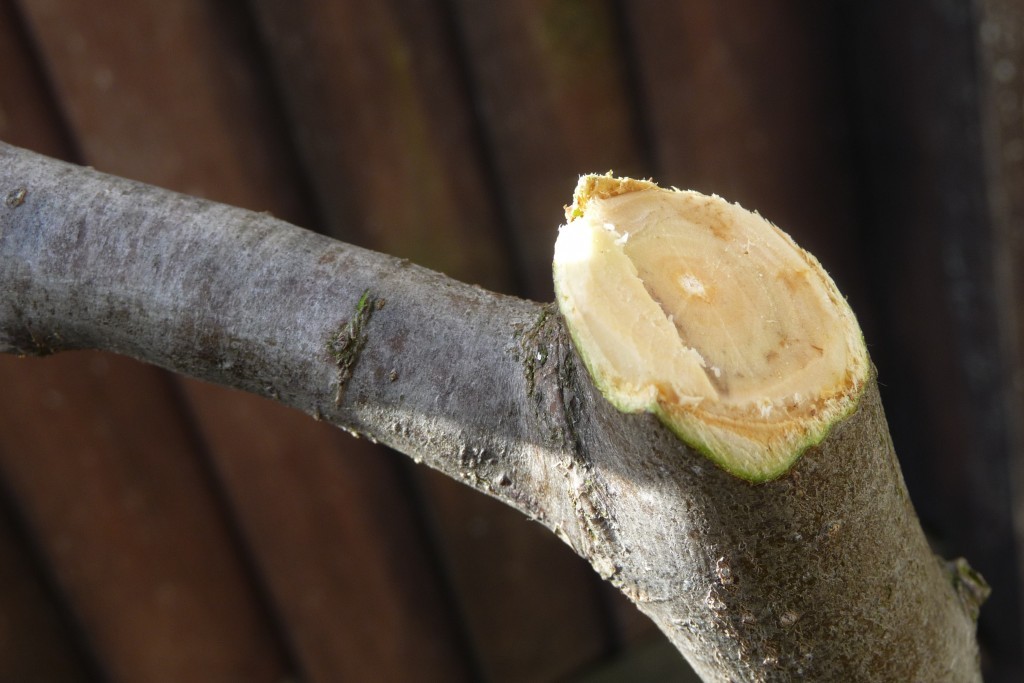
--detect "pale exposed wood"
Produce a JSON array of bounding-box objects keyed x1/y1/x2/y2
[{"x1": 554, "y1": 177, "x2": 868, "y2": 481}]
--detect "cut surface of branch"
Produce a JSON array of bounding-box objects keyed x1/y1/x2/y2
[{"x1": 553, "y1": 174, "x2": 868, "y2": 480}]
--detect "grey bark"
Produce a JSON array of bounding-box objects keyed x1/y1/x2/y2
[{"x1": 0, "y1": 142, "x2": 986, "y2": 681}]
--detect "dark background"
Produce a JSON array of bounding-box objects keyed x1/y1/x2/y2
[{"x1": 1, "y1": 1, "x2": 1021, "y2": 681}]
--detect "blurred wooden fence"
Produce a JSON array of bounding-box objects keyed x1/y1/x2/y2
[{"x1": 0, "y1": 1, "x2": 1021, "y2": 681}]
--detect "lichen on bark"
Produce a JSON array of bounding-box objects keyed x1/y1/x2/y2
[{"x1": 326, "y1": 289, "x2": 378, "y2": 404}]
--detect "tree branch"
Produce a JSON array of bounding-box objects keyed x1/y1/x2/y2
[
  {"x1": 0, "y1": 142, "x2": 986, "y2": 681},
  {"x1": 0, "y1": 141, "x2": 551, "y2": 505}
]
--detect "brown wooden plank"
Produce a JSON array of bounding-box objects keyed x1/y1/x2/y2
[
  {"x1": 0, "y1": 353, "x2": 291, "y2": 683},
  {"x1": 623, "y1": 1, "x2": 868, "y2": 317},
  {"x1": 0, "y1": 4, "x2": 100, "y2": 680},
  {"x1": 249, "y1": 2, "x2": 616, "y2": 679},
  {"x1": 250, "y1": 0, "x2": 514, "y2": 293},
  {"x1": 0, "y1": 480, "x2": 99, "y2": 683},
  {"x1": 975, "y1": 1, "x2": 1024, "y2": 670},
  {"x1": 451, "y1": 0, "x2": 647, "y2": 300},
  {"x1": 414, "y1": 466, "x2": 609, "y2": 682},
  {"x1": 15, "y1": 0, "x2": 306, "y2": 215},
  {"x1": 8, "y1": 0, "x2": 307, "y2": 676},
  {"x1": 837, "y1": 2, "x2": 1020, "y2": 680},
  {"x1": 0, "y1": 0, "x2": 74, "y2": 159},
  {"x1": 182, "y1": 386, "x2": 474, "y2": 682},
  {"x1": 1, "y1": 2, "x2": 276, "y2": 679},
  {"x1": 16, "y1": 0, "x2": 475, "y2": 679}
]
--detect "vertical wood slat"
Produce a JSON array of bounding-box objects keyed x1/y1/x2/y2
[
  {"x1": 0, "y1": 0, "x2": 75, "y2": 160},
  {"x1": 248, "y1": 1, "x2": 616, "y2": 679},
  {"x1": 623, "y1": 1, "x2": 868, "y2": 318},
  {"x1": 0, "y1": 489, "x2": 99, "y2": 683},
  {"x1": 451, "y1": 0, "x2": 647, "y2": 300},
  {"x1": 10, "y1": 2, "x2": 308, "y2": 678},
  {"x1": 835, "y1": 2, "x2": 1020, "y2": 680},
  {"x1": 249, "y1": 0, "x2": 514, "y2": 293},
  {"x1": 0, "y1": 4, "x2": 100, "y2": 679},
  {"x1": 12, "y1": 0, "x2": 469, "y2": 680},
  {"x1": 182, "y1": 389, "x2": 475, "y2": 682},
  {"x1": 16, "y1": 0, "x2": 305, "y2": 217},
  {"x1": 974, "y1": 0, "x2": 1024, "y2": 672},
  {"x1": 0, "y1": 468, "x2": 100, "y2": 683},
  {"x1": 0, "y1": 354, "x2": 291, "y2": 683},
  {"x1": 447, "y1": 0, "x2": 694, "y2": 661},
  {"x1": 3, "y1": 1, "x2": 291, "y2": 680}
]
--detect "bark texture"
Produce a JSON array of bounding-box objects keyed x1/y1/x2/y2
[{"x1": 0, "y1": 142, "x2": 986, "y2": 681}]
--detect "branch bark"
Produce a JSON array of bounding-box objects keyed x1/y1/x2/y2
[{"x1": 0, "y1": 142, "x2": 986, "y2": 681}]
